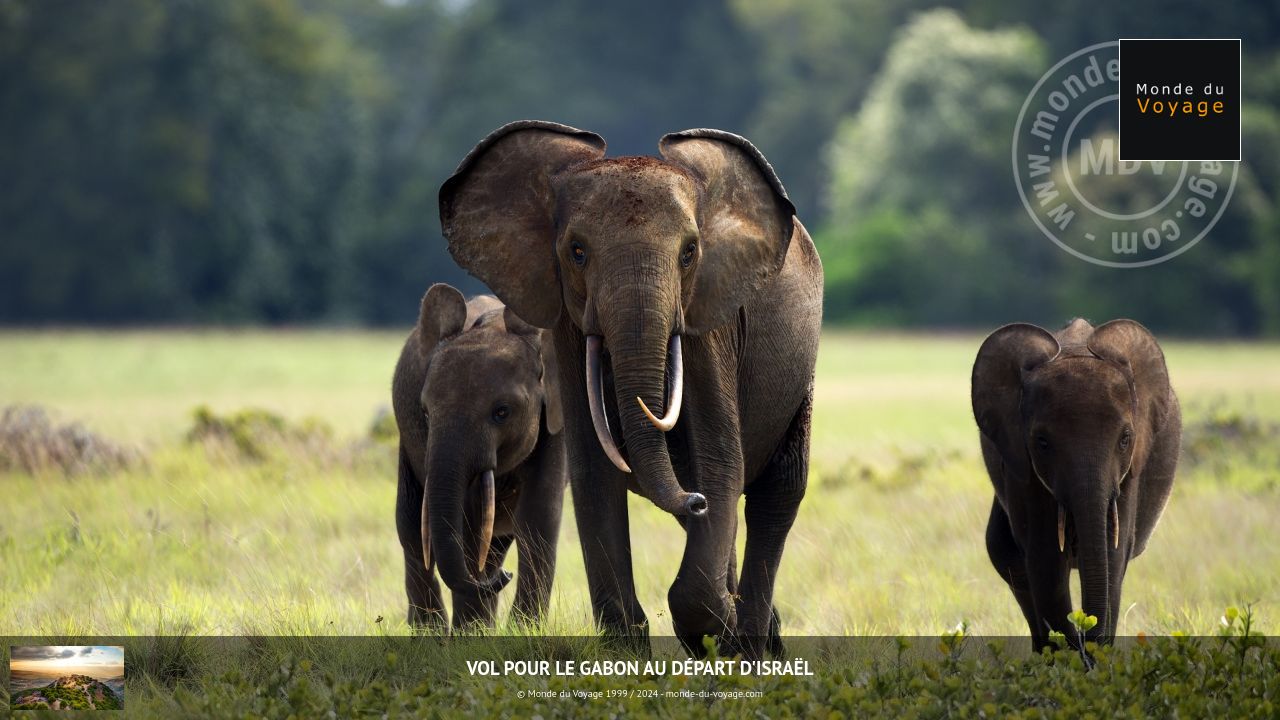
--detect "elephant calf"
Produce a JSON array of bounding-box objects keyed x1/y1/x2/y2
[
  {"x1": 972, "y1": 318, "x2": 1180, "y2": 649},
  {"x1": 392, "y1": 283, "x2": 566, "y2": 630}
]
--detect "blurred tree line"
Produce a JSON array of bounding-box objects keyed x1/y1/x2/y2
[{"x1": 0, "y1": 0, "x2": 1277, "y2": 334}]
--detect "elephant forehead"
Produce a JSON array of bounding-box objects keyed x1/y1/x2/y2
[
  {"x1": 556, "y1": 158, "x2": 699, "y2": 230},
  {"x1": 428, "y1": 335, "x2": 536, "y2": 390},
  {"x1": 1026, "y1": 358, "x2": 1133, "y2": 417}
]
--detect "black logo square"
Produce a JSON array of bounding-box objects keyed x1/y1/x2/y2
[{"x1": 1119, "y1": 39, "x2": 1240, "y2": 161}]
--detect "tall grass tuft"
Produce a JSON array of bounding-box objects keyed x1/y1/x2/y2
[{"x1": 0, "y1": 405, "x2": 141, "y2": 475}]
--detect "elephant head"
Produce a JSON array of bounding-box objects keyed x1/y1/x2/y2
[
  {"x1": 972, "y1": 319, "x2": 1173, "y2": 640},
  {"x1": 416, "y1": 283, "x2": 562, "y2": 596},
  {"x1": 439, "y1": 121, "x2": 795, "y2": 518}
]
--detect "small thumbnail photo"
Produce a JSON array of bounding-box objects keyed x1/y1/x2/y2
[{"x1": 9, "y1": 645, "x2": 124, "y2": 711}]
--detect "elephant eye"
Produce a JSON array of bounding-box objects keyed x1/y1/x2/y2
[
  {"x1": 1119, "y1": 430, "x2": 1132, "y2": 451},
  {"x1": 570, "y1": 241, "x2": 587, "y2": 266},
  {"x1": 1036, "y1": 435, "x2": 1050, "y2": 451},
  {"x1": 680, "y1": 240, "x2": 697, "y2": 268},
  {"x1": 491, "y1": 403, "x2": 511, "y2": 424}
]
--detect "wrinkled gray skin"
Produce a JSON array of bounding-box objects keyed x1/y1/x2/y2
[
  {"x1": 972, "y1": 318, "x2": 1180, "y2": 650},
  {"x1": 392, "y1": 283, "x2": 566, "y2": 630},
  {"x1": 438, "y1": 121, "x2": 823, "y2": 658}
]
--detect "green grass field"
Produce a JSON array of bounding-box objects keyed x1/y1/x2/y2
[{"x1": 1, "y1": 329, "x2": 1278, "y2": 639}]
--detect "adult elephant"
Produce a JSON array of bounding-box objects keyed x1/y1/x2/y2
[{"x1": 439, "y1": 121, "x2": 823, "y2": 657}]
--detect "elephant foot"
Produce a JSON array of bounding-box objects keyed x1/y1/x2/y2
[
  {"x1": 677, "y1": 632, "x2": 714, "y2": 659},
  {"x1": 669, "y1": 582, "x2": 735, "y2": 659},
  {"x1": 716, "y1": 633, "x2": 745, "y2": 659},
  {"x1": 719, "y1": 608, "x2": 783, "y2": 660},
  {"x1": 672, "y1": 607, "x2": 736, "y2": 660},
  {"x1": 594, "y1": 604, "x2": 651, "y2": 657},
  {"x1": 767, "y1": 606, "x2": 784, "y2": 657}
]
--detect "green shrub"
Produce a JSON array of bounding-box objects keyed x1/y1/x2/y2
[
  {"x1": 1185, "y1": 409, "x2": 1280, "y2": 463},
  {"x1": 368, "y1": 405, "x2": 399, "y2": 445},
  {"x1": 185, "y1": 405, "x2": 392, "y2": 472},
  {"x1": 187, "y1": 405, "x2": 332, "y2": 461},
  {"x1": 1182, "y1": 407, "x2": 1280, "y2": 492}
]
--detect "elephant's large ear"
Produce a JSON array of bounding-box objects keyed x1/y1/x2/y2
[
  {"x1": 658, "y1": 129, "x2": 796, "y2": 333},
  {"x1": 1088, "y1": 320, "x2": 1173, "y2": 455},
  {"x1": 440, "y1": 121, "x2": 607, "y2": 329},
  {"x1": 971, "y1": 324, "x2": 1061, "y2": 479},
  {"x1": 538, "y1": 328, "x2": 563, "y2": 435},
  {"x1": 418, "y1": 283, "x2": 468, "y2": 361}
]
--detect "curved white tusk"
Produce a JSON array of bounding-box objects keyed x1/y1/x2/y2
[
  {"x1": 636, "y1": 335, "x2": 683, "y2": 432},
  {"x1": 476, "y1": 469, "x2": 495, "y2": 574},
  {"x1": 420, "y1": 486, "x2": 431, "y2": 571},
  {"x1": 1110, "y1": 497, "x2": 1120, "y2": 550},
  {"x1": 586, "y1": 336, "x2": 631, "y2": 473},
  {"x1": 1057, "y1": 504, "x2": 1066, "y2": 553}
]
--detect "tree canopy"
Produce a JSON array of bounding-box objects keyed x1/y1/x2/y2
[{"x1": 1, "y1": 0, "x2": 1277, "y2": 334}]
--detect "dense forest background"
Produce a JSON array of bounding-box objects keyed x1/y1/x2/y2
[{"x1": 2, "y1": 0, "x2": 1278, "y2": 334}]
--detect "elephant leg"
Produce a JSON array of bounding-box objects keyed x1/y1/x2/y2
[
  {"x1": 512, "y1": 432, "x2": 567, "y2": 625},
  {"x1": 717, "y1": 525, "x2": 767, "y2": 659},
  {"x1": 402, "y1": 549, "x2": 447, "y2": 631},
  {"x1": 669, "y1": 486, "x2": 741, "y2": 657},
  {"x1": 396, "y1": 445, "x2": 447, "y2": 630},
  {"x1": 1106, "y1": 558, "x2": 1129, "y2": 641},
  {"x1": 401, "y1": 550, "x2": 446, "y2": 631},
  {"x1": 672, "y1": 511, "x2": 744, "y2": 653},
  {"x1": 667, "y1": 371, "x2": 746, "y2": 658},
  {"x1": 452, "y1": 535, "x2": 514, "y2": 629},
  {"x1": 735, "y1": 390, "x2": 811, "y2": 660},
  {"x1": 1024, "y1": 527, "x2": 1073, "y2": 652},
  {"x1": 985, "y1": 498, "x2": 1036, "y2": 645},
  {"x1": 672, "y1": 510, "x2": 739, "y2": 603},
  {"x1": 672, "y1": 511, "x2": 751, "y2": 661},
  {"x1": 726, "y1": 535, "x2": 739, "y2": 604},
  {"x1": 569, "y1": 455, "x2": 647, "y2": 646},
  {"x1": 556, "y1": 324, "x2": 647, "y2": 649}
]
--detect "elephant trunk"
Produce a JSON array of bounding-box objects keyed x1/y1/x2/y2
[
  {"x1": 586, "y1": 334, "x2": 686, "y2": 466},
  {"x1": 611, "y1": 339, "x2": 706, "y2": 517},
  {"x1": 1073, "y1": 485, "x2": 1113, "y2": 644},
  {"x1": 584, "y1": 257, "x2": 705, "y2": 517},
  {"x1": 425, "y1": 444, "x2": 509, "y2": 596}
]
